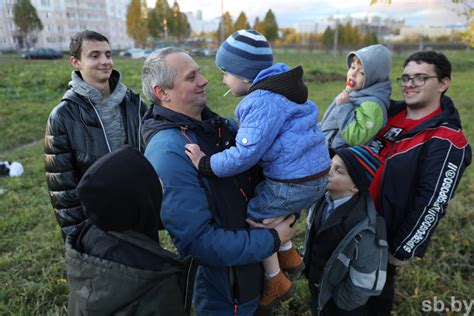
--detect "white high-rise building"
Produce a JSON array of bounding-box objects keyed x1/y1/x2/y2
[
  {"x1": 0, "y1": 0, "x2": 133, "y2": 52},
  {"x1": 185, "y1": 11, "x2": 219, "y2": 35}
]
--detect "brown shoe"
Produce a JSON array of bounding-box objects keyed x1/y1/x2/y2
[
  {"x1": 278, "y1": 245, "x2": 305, "y2": 275},
  {"x1": 259, "y1": 271, "x2": 295, "y2": 310}
]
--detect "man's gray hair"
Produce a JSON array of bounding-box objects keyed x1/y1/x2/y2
[{"x1": 141, "y1": 47, "x2": 189, "y2": 104}]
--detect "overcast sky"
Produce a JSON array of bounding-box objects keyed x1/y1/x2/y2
[{"x1": 147, "y1": 0, "x2": 467, "y2": 27}]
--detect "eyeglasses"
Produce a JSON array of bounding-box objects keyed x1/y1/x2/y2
[{"x1": 396, "y1": 75, "x2": 439, "y2": 87}]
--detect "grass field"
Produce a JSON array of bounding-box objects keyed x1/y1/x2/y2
[{"x1": 0, "y1": 50, "x2": 472, "y2": 315}]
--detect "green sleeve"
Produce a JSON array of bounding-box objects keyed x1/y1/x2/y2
[{"x1": 340, "y1": 101, "x2": 384, "y2": 146}]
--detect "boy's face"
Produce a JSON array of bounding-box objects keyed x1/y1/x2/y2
[
  {"x1": 327, "y1": 155, "x2": 358, "y2": 199},
  {"x1": 347, "y1": 60, "x2": 365, "y2": 91},
  {"x1": 70, "y1": 40, "x2": 113, "y2": 87},
  {"x1": 222, "y1": 71, "x2": 251, "y2": 97}
]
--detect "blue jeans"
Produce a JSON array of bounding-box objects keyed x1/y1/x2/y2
[{"x1": 247, "y1": 176, "x2": 328, "y2": 222}]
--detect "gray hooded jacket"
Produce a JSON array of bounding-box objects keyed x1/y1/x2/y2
[{"x1": 320, "y1": 44, "x2": 392, "y2": 149}]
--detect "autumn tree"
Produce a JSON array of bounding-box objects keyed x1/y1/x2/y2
[
  {"x1": 260, "y1": 9, "x2": 279, "y2": 42},
  {"x1": 147, "y1": 0, "x2": 169, "y2": 41},
  {"x1": 216, "y1": 11, "x2": 234, "y2": 42},
  {"x1": 322, "y1": 26, "x2": 334, "y2": 50},
  {"x1": 452, "y1": 0, "x2": 473, "y2": 48},
  {"x1": 362, "y1": 29, "x2": 378, "y2": 46},
  {"x1": 168, "y1": 0, "x2": 190, "y2": 40},
  {"x1": 234, "y1": 12, "x2": 251, "y2": 32},
  {"x1": 126, "y1": 0, "x2": 148, "y2": 47},
  {"x1": 13, "y1": 0, "x2": 43, "y2": 53},
  {"x1": 253, "y1": 17, "x2": 264, "y2": 34}
]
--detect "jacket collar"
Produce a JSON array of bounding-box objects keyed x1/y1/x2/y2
[
  {"x1": 141, "y1": 104, "x2": 220, "y2": 146},
  {"x1": 248, "y1": 65, "x2": 308, "y2": 104},
  {"x1": 388, "y1": 95, "x2": 462, "y2": 140},
  {"x1": 316, "y1": 193, "x2": 367, "y2": 233}
]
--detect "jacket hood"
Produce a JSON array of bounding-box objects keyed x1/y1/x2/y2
[
  {"x1": 348, "y1": 79, "x2": 392, "y2": 109},
  {"x1": 347, "y1": 44, "x2": 391, "y2": 89},
  {"x1": 141, "y1": 104, "x2": 219, "y2": 146},
  {"x1": 77, "y1": 145, "x2": 163, "y2": 241},
  {"x1": 248, "y1": 63, "x2": 308, "y2": 104},
  {"x1": 69, "y1": 69, "x2": 126, "y2": 104}
]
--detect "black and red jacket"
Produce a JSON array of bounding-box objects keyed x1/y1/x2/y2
[{"x1": 370, "y1": 96, "x2": 471, "y2": 261}]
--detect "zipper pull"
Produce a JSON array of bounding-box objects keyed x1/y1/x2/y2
[{"x1": 233, "y1": 302, "x2": 238, "y2": 315}]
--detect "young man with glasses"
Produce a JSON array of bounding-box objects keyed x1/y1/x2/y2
[{"x1": 367, "y1": 51, "x2": 471, "y2": 315}]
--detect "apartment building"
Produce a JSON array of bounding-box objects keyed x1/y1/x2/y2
[{"x1": 0, "y1": 0, "x2": 133, "y2": 51}]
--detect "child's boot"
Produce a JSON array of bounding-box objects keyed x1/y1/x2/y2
[
  {"x1": 259, "y1": 270, "x2": 295, "y2": 310},
  {"x1": 278, "y1": 245, "x2": 305, "y2": 275}
]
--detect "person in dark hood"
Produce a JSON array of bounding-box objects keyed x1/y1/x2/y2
[
  {"x1": 65, "y1": 145, "x2": 192, "y2": 315},
  {"x1": 75, "y1": 145, "x2": 163, "y2": 263},
  {"x1": 367, "y1": 51, "x2": 471, "y2": 315},
  {"x1": 44, "y1": 30, "x2": 147, "y2": 238}
]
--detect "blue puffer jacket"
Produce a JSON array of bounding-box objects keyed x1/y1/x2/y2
[{"x1": 211, "y1": 63, "x2": 330, "y2": 180}]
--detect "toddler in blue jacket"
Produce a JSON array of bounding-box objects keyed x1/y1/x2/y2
[{"x1": 185, "y1": 29, "x2": 330, "y2": 310}]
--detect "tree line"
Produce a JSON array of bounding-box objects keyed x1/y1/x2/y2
[
  {"x1": 322, "y1": 23, "x2": 378, "y2": 50},
  {"x1": 217, "y1": 9, "x2": 279, "y2": 42},
  {"x1": 127, "y1": 0, "x2": 191, "y2": 47}
]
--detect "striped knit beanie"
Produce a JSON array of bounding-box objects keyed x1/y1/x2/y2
[
  {"x1": 336, "y1": 145, "x2": 381, "y2": 192},
  {"x1": 215, "y1": 29, "x2": 273, "y2": 81}
]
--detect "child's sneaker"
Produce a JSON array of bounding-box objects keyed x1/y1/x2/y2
[
  {"x1": 278, "y1": 245, "x2": 305, "y2": 275},
  {"x1": 259, "y1": 270, "x2": 295, "y2": 310}
]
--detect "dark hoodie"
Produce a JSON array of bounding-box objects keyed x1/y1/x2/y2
[
  {"x1": 66, "y1": 146, "x2": 193, "y2": 315},
  {"x1": 76, "y1": 145, "x2": 164, "y2": 269},
  {"x1": 371, "y1": 96, "x2": 471, "y2": 261}
]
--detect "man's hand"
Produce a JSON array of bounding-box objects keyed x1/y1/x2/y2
[
  {"x1": 246, "y1": 215, "x2": 287, "y2": 229},
  {"x1": 185, "y1": 143, "x2": 206, "y2": 170},
  {"x1": 247, "y1": 215, "x2": 296, "y2": 245},
  {"x1": 335, "y1": 89, "x2": 350, "y2": 105}
]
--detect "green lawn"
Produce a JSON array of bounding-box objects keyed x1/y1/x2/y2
[{"x1": 0, "y1": 51, "x2": 472, "y2": 315}]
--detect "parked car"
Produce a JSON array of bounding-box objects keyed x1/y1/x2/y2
[
  {"x1": 119, "y1": 48, "x2": 138, "y2": 57},
  {"x1": 22, "y1": 48, "x2": 63, "y2": 59},
  {"x1": 130, "y1": 48, "x2": 154, "y2": 59},
  {"x1": 119, "y1": 48, "x2": 154, "y2": 59},
  {"x1": 190, "y1": 48, "x2": 217, "y2": 57}
]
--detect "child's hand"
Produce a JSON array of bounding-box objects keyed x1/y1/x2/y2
[
  {"x1": 185, "y1": 144, "x2": 206, "y2": 170},
  {"x1": 388, "y1": 253, "x2": 408, "y2": 267},
  {"x1": 335, "y1": 89, "x2": 350, "y2": 105}
]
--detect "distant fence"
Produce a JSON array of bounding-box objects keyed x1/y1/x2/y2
[{"x1": 273, "y1": 42, "x2": 469, "y2": 55}]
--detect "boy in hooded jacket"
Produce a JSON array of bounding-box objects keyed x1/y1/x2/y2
[
  {"x1": 185, "y1": 29, "x2": 331, "y2": 310},
  {"x1": 320, "y1": 44, "x2": 392, "y2": 150}
]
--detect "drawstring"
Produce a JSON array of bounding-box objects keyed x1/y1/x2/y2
[
  {"x1": 180, "y1": 127, "x2": 193, "y2": 144},
  {"x1": 239, "y1": 187, "x2": 248, "y2": 202}
]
